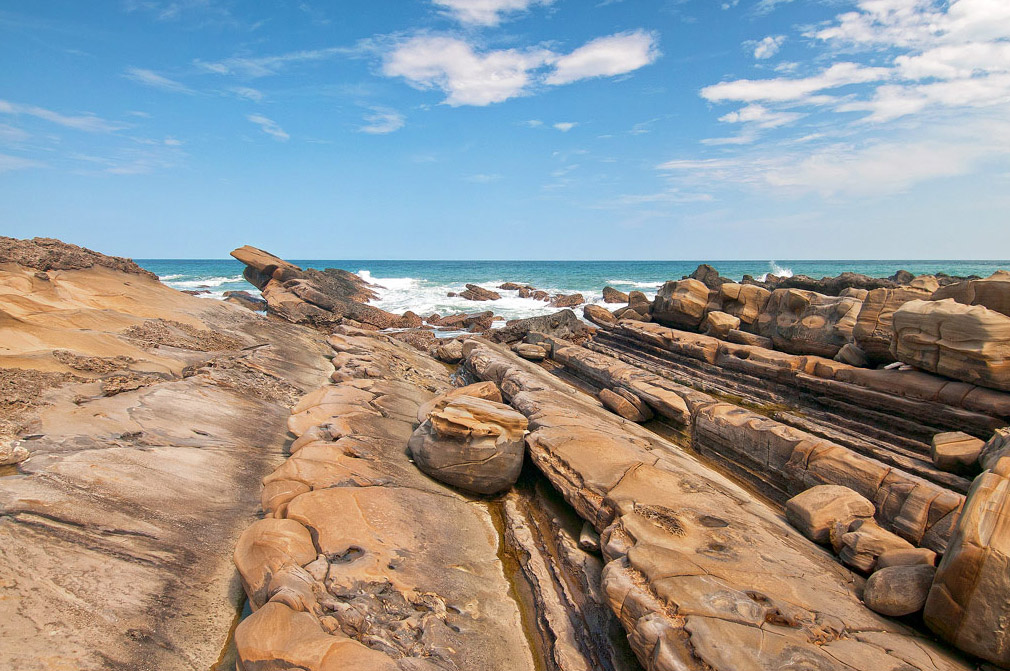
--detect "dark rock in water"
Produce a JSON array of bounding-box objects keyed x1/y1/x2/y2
[
  {"x1": 490, "y1": 309, "x2": 595, "y2": 345},
  {"x1": 182, "y1": 289, "x2": 210, "y2": 296},
  {"x1": 230, "y1": 245, "x2": 398, "y2": 329},
  {"x1": 519, "y1": 286, "x2": 550, "y2": 301},
  {"x1": 890, "y1": 269, "x2": 915, "y2": 285},
  {"x1": 223, "y1": 290, "x2": 267, "y2": 311},
  {"x1": 775, "y1": 272, "x2": 896, "y2": 296},
  {"x1": 687, "y1": 263, "x2": 730, "y2": 290},
  {"x1": 499, "y1": 282, "x2": 531, "y2": 291},
  {"x1": 549, "y1": 293, "x2": 584, "y2": 308},
  {"x1": 0, "y1": 236, "x2": 158, "y2": 279},
  {"x1": 459, "y1": 284, "x2": 501, "y2": 301},
  {"x1": 602, "y1": 286, "x2": 628, "y2": 304}
]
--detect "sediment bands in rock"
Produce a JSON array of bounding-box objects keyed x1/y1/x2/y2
[{"x1": 462, "y1": 339, "x2": 974, "y2": 671}]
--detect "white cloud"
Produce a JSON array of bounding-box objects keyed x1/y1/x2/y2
[
  {"x1": 718, "y1": 104, "x2": 802, "y2": 128},
  {"x1": 752, "y1": 35, "x2": 785, "y2": 59},
  {"x1": 553, "y1": 121, "x2": 577, "y2": 132},
  {"x1": 230, "y1": 86, "x2": 264, "y2": 102},
  {"x1": 432, "y1": 0, "x2": 552, "y2": 26},
  {"x1": 523, "y1": 119, "x2": 544, "y2": 127},
  {"x1": 701, "y1": 62, "x2": 890, "y2": 103},
  {"x1": 544, "y1": 30, "x2": 659, "y2": 86},
  {"x1": 0, "y1": 100, "x2": 125, "y2": 133},
  {"x1": 0, "y1": 153, "x2": 44, "y2": 172},
  {"x1": 383, "y1": 36, "x2": 552, "y2": 106},
  {"x1": 124, "y1": 67, "x2": 193, "y2": 93},
  {"x1": 360, "y1": 108, "x2": 405, "y2": 134},
  {"x1": 247, "y1": 114, "x2": 289, "y2": 141},
  {"x1": 464, "y1": 173, "x2": 502, "y2": 183},
  {"x1": 195, "y1": 47, "x2": 347, "y2": 77}
]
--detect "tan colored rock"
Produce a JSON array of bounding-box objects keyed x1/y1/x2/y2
[
  {"x1": 838, "y1": 519, "x2": 915, "y2": 572},
  {"x1": 925, "y1": 459, "x2": 1010, "y2": 666},
  {"x1": 0, "y1": 439, "x2": 28, "y2": 465},
  {"x1": 863, "y1": 565, "x2": 935, "y2": 617},
  {"x1": 930, "y1": 431, "x2": 984, "y2": 475},
  {"x1": 835, "y1": 342, "x2": 869, "y2": 367},
  {"x1": 785, "y1": 485, "x2": 875, "y2": 544},
  {"x1": 234, "y1": 518, "x2": 318, "y2": 610},
  {"x1": 583, "y1": 304, "x2": 617, "y2": 328},
  {"x1": 979, "y1": 427, "x2": 1010, "y2": 472},
  {"x1": 718, "y1": 282, "x2": 770, "y2": 326},
  {"x1": 409, "y1": 396, "x2": 527, "y2": 494},
  {"x1": 651, "y1": 279, "x2": 711, "y2": 330},
  {"x1": 415, "y1": 381, "x2": 503, "y2": 424},
  {"x1": 756, "y1": 288, "x2": 863, "y2": 357},
  {"x1": 549, "y1": 293, "x2": 585, "y2": 308},
  {"x1": 932, "y1": 270, "x2": 1010, "y2": 317},
  {"x1": 513, "y1": 343, "x2": 547, "y2": 361},
  {"x1": 854, "y1": 286, "x2": 933, "y2": 363},
  {"x1": 701, "y1": 310, "x2": 740, "y2": 339},
  {"x1": 725, "y1": 329, "x2": 773, "y2": 348},
  {"x1": 876, "y1": 547, "x2": 937, "y2": 569},
  {"x1": 434, "y1": 338, "x2": 464, "y2": 363},
  {"x1": 602, "y1": 286, "x2": 629, "y2": 303},
  {"x1": 626, "y1": 290, "x2": 651, "y2": 315},
  {"x1": 910, "y1": 275, "x2": 940, "y2": 293},
  {"x1": 891, "y1": 299, "x2": 1010, "y2": 392},
  {"x1": 598, "y1": 388, "x2": 653, "y2": 423}
]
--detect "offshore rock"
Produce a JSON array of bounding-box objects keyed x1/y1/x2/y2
[
  {"x1": 409, "y1": 396, "x2": 528, "y2": 495},
  {"x1": 891, "y1": 299, "x2": 1010, "y2": 392},
  {"x1": 602, "y1": 286, "x2": 629, "y2": 304},
  {"x1": 459, "y1": 283, "x2": 501, "y2": 301},
  {"x1": 549, "y1": 292, "x2": 585, "y2": 308}
]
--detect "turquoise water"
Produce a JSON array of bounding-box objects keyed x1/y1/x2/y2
[{"x1": 137, "y1": 259, "x2": 1010, "y2": 321}]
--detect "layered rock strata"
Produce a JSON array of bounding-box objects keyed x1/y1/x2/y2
[{"x1": 463, "y1": 339, "x2": 973, "y2": 671}]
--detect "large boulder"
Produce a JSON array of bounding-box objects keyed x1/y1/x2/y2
[
  {"x1": 583, "y1": 304, "x2": 617, "y2": 328},
  {"x1": 854, "y1": 286, "x2": 933, "y2": 363},
  {"x1": 650, "y1": 279, "x2": 711, "y2": 330},
  {"x1": 932, "y1": 270, "x2": 1010, "y2": 317},
  {"x1": 490, "y1": 309, "x2": 595, "y2": 346},
  {"x1": 756, "y1": 288, "x2": 863, "y2": 357},
  {"x1": 925, "y1": 458, "x2": 1010, "y2": 666},
  {"x1": 459, "y1": 284, "x2": 501, "y2": 301},
  {"x1": 701, "y1": 311, "x2": 740, "y2": 339},
  {"x1": 891, "y1": 299, "x2": 1010, "y2": 392},
  {"x1": 718, "y1": 283, "x2": 770, "y2": 327},
  {"x1": 930, "y1": 431, "x2": 984, "y2": 476},
  {"x1": 408, "y1": 396, "x2": 527, "y2": 495},
  {"x1": 688, "y1": 263, "x2": 730, "y2": 290},
  {"x1": 549, "y1": 293, "x2": 585, "y2": 308},
  {"x1": 602, "y1": 286, "x2": 629, "y2": 304},
  {"x1": 863, "y1": 565, "x2": 936, "y2": 617},
  {"x1": 785, "y1": 485, "x2": 875, "y2": 544}
]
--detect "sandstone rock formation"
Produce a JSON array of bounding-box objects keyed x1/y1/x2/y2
[
  {"x1": 513, "y1": 342, "x2": 547, "y2": 361},
  {"x1": 549, "y1": 292, "x2": 585, "y2": 308},
  {"x1": 930, "y1": 431, "x2": 984, "y2": 475},
  {"x1": 863, "y1": 564, "x2": 935, "y2": 616},
  {"x1": 854, "y1": 286, "x2": 933, "y2": 363},
  {"x1": 785, "y1": 485, "x2": 875, "y2": 544},
  {"x1": 489, "y1": 309, "x2": 594, "y2": 345},
  {"x1": 701, "y1": 310, "x2": 739, "y2": 339},
  {"x1": 756, "y1": 288, "x2": 862, "y2": 357},
  {"x1": 718, "y1": 282, "x2": 769, "y2": 327},
  {"x1": 0, "y1": 237, "x2": 333, "y2": 670},
  {"x1": 837, "y1": 519, "x2": 915, "y2": 572},
  {"x1": 409, "y1": 395, "x2": 528, "y2": 495},
  {"x1": 933, "y1": 270, "x2": 1010, "y2": 317},
  {"x1": 231, "y1": 245, "x2": 399, "y2": 329},
  {"x1": 459, "y1": 283, "x2": 501, "y2": 301},
  {"x1": 925, "y1": 456, "x2": 1010, "y2": 667},
  {"x1": 598, "y1": 387, "x2": 653, "y2": 422},
  {"x1": 224, "y1": 289, "x2": 268, "y2": 311},
  {"x1": 650, "y1": 278, "x2": 711, "y2": 330},
  {"x1": 602, "y1": 286, "x2": 628, "y2": 303},
  {"x1": 892, "y1": 298, "x2": 1010, "y2": 392},
  {"x1": 979, "y1": 427, "x2": 1010, "y2": 471},
  {"x1": 584, "y1": 304, "x2": 617, "y2": 328}
]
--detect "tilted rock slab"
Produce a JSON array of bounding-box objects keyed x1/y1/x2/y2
[
  {"x1": 463, "y1": 340, "x2": 973, "y2": 671},
  {"x1": 234, "y1": 328, "x2": 536, "y2": 671},
  {"x1": 892, "y1": 298, "x2": 1010, "y2": 392}
]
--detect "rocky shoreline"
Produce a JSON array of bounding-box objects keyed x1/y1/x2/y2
[{"x1": 2, "y1": 237, "x2": 1009, "y2": 670}]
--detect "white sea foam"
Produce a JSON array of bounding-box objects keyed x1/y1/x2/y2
[
  {"x1": 604, "y1": 278, "x2": 664, "y2": 288},
  {"x1": 159, "y1": 273, "x2": 185, "y2": 281},
  {"x1": 163, "y1": 275, "x2": 246, "y2": 289},
  {"x1": 757, "y1": 261, "x2": 793, "y2": 282}
]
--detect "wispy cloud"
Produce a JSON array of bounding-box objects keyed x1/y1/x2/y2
[
  {"x1": 701, "y1": 62, "x2": 890, "y2": 103},
  {"x1": 360, "y1": 107, "x2": 405, "y2": 134},
  {"x1": 229, "y1": 86, "x2": 264, "y2": 102},
  {"x1": 124, "y1": 67, "x2": 194, "y2": 93},
  {"x1": 431, "y1": 0, "x2": 553, "y2": 26},
  {"x1": 464, "y1": 173, "x2": 502, "y2": 183},
  {"x1": 195, "y1": 47, "x2": 350, "y2": 77},
  {"x1": 553, "y1": 121, "x2": 577, "y2": 132},
  {"x1": 0, "y1": 100, "x2": 125, "y2": 132},
  {"x1": 0, "y1": 152, "x2": 44, "y2": 172},
  {"x1": 247, "y1": 114, "x2": 289, "y2": 140}
]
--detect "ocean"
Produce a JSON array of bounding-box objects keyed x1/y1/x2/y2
[{"x1": 136, "y1": 259, "x2": 1010, "y2": 322}]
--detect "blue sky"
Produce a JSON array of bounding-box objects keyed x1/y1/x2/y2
[{"x1": 1, "y1": 0, "x2": 1009, "y2": 259}]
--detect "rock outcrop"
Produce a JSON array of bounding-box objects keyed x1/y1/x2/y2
[
  {"x1": 584, "y1": 304, "x2": 617, "y2": 328},
  {"x1": 602, "y1": 286, "x2": 628, "y2": 303},
  {"x1": 854, "y1": 286, "x2": 933, "y2": 363},
  {"x1": 785, "y1": 485, "x2": 875, "y2": 544},
  {"x1": 650, "y1": 278, "x2": 711, "y2": 330},
  {"x1": 892, "y1": 299, "x2": 1010, "y2": 392},
  {"x1": 410, "y1": 395, "x2": 528, "y2": 494},
  {"x1": 718, "y1": 282, "x2": 769, "y2": 327},
  {"x1": 231, "y1": 245, "x2": 400, "y2": 329},
  {"x1": 489, "y1": 309, "x2": 595, "y2": 345},
  {"x1": 549, "y1": 292, "x2": 585, "y2": 308},
  {"x1": 932, "y1": 270, "x2": 1010, "y2": 317},
  {"x1": 459, "y1": 283, "x2": 501, "y2": 301},
  {"x1": 756, "y1": 288, "x2": 862, "y2": 357}
]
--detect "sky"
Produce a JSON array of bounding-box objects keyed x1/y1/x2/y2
[{"x1": 1, "y1": 0, "x2": 1009, "y2": 260}]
